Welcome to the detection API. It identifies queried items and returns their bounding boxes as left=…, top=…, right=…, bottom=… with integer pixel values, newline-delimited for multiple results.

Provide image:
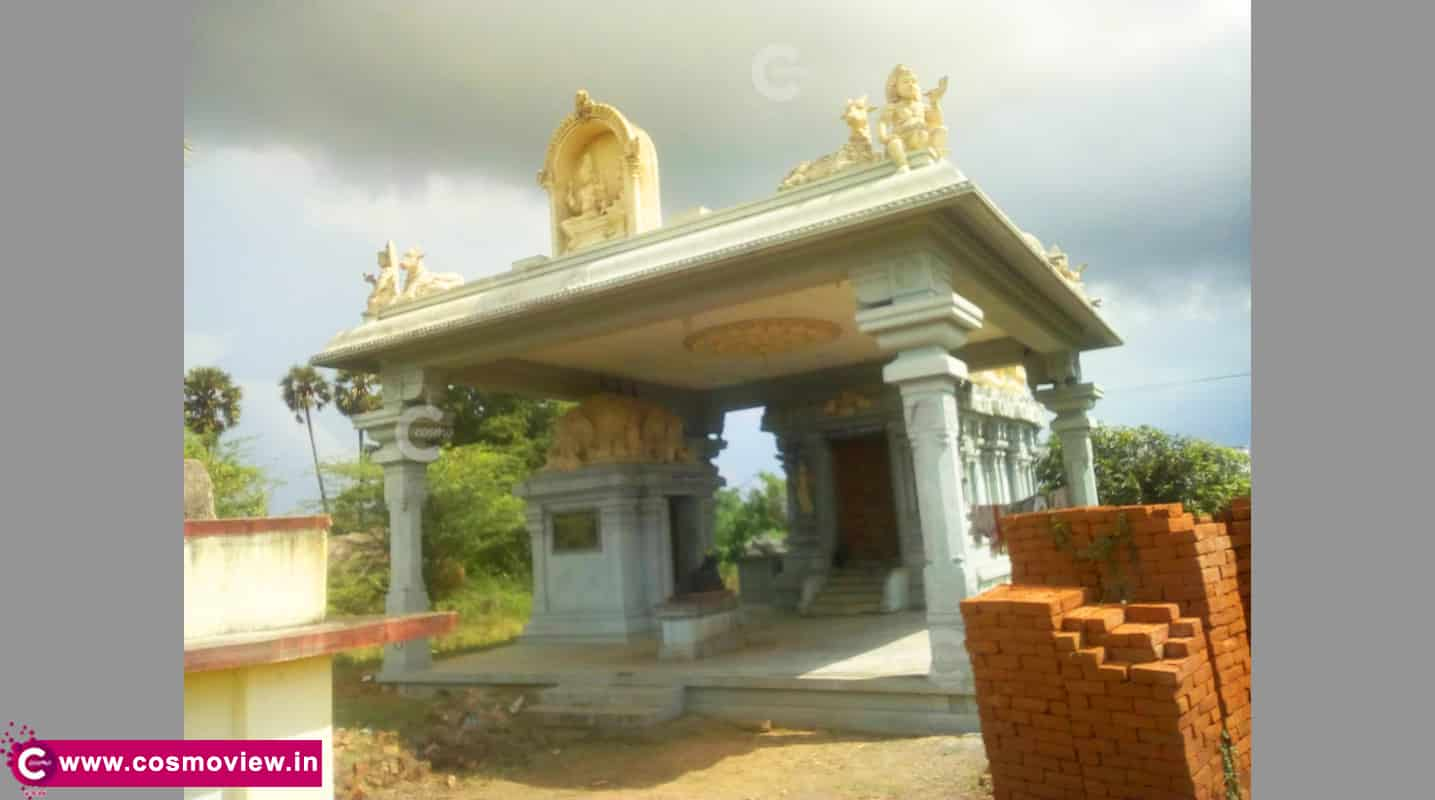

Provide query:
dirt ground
left=333, top=676, right=994, bottom=800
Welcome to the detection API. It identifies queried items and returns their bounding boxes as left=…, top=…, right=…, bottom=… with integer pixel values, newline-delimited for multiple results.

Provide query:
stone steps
left=801, top=568, right=895, bottom=617
left=524, top=684, right=685, bottom=729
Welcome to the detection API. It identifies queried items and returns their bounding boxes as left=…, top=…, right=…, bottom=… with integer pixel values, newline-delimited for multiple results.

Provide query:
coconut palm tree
left=280, top=365, right=333, bottom=513
left=334, top=370, right=382, bottom=456
left=183, top=366, right=243, bottom=442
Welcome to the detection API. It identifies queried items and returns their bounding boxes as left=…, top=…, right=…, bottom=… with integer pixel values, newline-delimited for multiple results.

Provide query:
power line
left=1112, top=372, right=1250, bottom=393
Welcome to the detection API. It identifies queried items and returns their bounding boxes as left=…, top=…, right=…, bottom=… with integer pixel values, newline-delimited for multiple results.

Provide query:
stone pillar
left=525, top=505, right=549, bottom=616
left=775, top=434, right=823, bottom=597
left=681, top=407, right=726, bottom=560
left=1026, top=427, right=1041, bottom=496
left=807, top=432, right=838, bottom=568
left=961, top=417, right=987, bottom=507
left=1034, top=382, right=1103, bottom=507
left=1005, top=422, right=1027, bottom=501
left=978, top=420, right=1002, bottom=505
left=354, top=367, right=450, bottom=678
left=986, top=419, right=1012, bottom=505
left=856, top=290, right=983, bottom=689
left=887, top=424, right=925, bottom=582
left=639, top=494, right=674, bottom=606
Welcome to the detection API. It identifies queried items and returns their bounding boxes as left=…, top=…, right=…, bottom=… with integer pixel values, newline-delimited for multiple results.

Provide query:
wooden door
left=830, top=434, right=901, bottom=564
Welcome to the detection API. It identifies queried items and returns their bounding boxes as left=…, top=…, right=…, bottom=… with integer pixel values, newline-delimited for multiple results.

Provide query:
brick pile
left=963, top=586, right=1226, bottom=798
left=1218, top=497, right=1252, bottom=639
left=967, top=503, right=1252, bottom=798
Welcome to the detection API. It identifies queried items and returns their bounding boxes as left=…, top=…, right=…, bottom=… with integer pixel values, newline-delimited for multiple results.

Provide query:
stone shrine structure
left=312, top=67, right=1121, bottom=692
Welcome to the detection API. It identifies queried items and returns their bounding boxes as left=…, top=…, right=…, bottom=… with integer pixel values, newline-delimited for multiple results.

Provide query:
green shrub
left=183, top=426, right=274, bottom=518
left=1037, top=424, right=1250, bottom=516
left=714, top=472, right=788, bottom=564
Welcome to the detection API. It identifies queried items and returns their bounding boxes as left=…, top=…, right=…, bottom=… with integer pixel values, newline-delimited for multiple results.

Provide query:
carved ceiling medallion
left=682, top=317, right=842, bottom=357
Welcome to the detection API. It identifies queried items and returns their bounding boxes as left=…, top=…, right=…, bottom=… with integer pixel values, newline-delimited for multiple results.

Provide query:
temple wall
left=183, top=657, right=334, bottom=800
left=761, top=375, right=1043, bottom=609
left=183, top=518, right=329, bottom=639
left=516, top=463, right=724, bottom=641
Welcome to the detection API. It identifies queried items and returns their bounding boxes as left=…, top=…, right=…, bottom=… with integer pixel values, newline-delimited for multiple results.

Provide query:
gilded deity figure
left=362, top=241, right=402, bottom=316
left=878, top=64, right=949, bottom=171
left=566, top=151, right=612, bottom=220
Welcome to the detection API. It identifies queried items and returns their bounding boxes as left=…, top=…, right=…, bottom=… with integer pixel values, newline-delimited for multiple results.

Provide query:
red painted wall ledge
left=184, top=611, right=458, bottom=673
left=183, top=515, right=333, bottom=538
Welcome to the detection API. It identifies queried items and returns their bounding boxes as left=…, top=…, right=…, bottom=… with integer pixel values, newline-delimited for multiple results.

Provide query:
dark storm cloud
left=185, top=0, right=1249, bottom=293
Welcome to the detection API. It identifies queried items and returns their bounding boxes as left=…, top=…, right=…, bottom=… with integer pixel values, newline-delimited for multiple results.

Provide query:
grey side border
left=1256, top=1, right=1434, bottom=797
left=0, top=0, right=180, bottom=795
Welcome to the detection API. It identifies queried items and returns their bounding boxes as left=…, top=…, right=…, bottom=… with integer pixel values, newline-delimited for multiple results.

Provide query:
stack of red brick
left=1217, top=497, right=1252, bottom=639
left=964, top=586, right=1224, bottom=798
left=964, top=502, right=1252, bottom=799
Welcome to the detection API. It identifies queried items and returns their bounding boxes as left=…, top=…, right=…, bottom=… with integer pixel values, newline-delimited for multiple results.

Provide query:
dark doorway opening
left=830, top=433, right=901, bottom=567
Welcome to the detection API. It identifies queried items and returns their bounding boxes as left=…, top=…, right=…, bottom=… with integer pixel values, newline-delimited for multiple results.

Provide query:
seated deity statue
left=560, top=151, right=627, bottom=251
left=566, top=151, right=612, bottom=219
left=362, top=241, right=402, bottom=316
left=878, top=64, right=949, bottom=172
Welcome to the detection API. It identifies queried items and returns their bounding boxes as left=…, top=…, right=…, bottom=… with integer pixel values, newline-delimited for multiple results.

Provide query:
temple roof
left=312, top=155, right=1120, bottom=409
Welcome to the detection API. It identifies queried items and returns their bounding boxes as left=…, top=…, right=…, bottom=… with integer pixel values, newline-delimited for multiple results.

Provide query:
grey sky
left=184, top=1, right=1250, bottom=513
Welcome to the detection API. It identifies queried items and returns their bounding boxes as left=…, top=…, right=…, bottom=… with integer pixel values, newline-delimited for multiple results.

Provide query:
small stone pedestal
left=654, top=590, right=743, bottom=660
left=516, top=462, right=724, bottom=642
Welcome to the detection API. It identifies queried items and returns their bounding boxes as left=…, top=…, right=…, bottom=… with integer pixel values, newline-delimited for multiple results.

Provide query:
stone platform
left=380, top=610, right=978, bottom=735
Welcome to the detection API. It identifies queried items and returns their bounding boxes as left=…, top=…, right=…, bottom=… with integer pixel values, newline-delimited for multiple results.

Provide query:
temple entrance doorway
left=830, top=433, right=901, bottom=567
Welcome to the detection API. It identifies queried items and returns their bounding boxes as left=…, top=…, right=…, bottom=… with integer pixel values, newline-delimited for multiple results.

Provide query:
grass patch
left=329, top=568, right=532, bottom=668
left=330, top=572, right=532, bottom=734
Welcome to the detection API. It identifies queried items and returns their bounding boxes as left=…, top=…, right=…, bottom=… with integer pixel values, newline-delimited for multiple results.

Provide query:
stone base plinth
left=655, top=590, right=743, bottom=660
left=516, top=462, right=724, bottom=643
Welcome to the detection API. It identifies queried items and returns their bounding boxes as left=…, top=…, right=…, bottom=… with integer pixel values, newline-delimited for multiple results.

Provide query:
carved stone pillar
left=354, top=366, right=450, bottom=678
left=1005, top=421, right=1027, bottom=501
left=525, top=505, right=548, bottom=616
left=984, top=419, right=1011, bottom=505
left=775, top=434, right=823, bottom=599
left=806, top=432, right=838, bottom=569
left=886, top=424, right=925, bottom=583
left=856, top=289, right=983, bottom=690
left=1027, top=427, right=1041, bottom=496
left=1035, top=383, right=1103, bottom=507
left=961, top=415, right=986, bottom=507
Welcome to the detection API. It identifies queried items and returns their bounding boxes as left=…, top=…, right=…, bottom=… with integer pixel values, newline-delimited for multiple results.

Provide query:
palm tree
left=183, top=367, right=243, bottom=442
left=334, top=370, right=382, bottom=456
left=280, top=365, right=333, bottom=514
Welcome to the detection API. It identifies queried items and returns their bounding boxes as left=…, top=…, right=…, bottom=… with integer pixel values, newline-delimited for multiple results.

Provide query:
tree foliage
left=323, top=442, right=532, bottom=601
left=183, top=366, right=243, bottom=441
left=183, top=426, right=273, bottom=518
left=714, top=472, right=789, bottom=564
left=333, top=370, right=382, bottom=456
left=1036, top=424, right=1251, bottom=516
left=440, top=387, right=568, bottom=470
left=279, top=365, right=333, bottom=513
left=424, top=444, right=532, bottom=583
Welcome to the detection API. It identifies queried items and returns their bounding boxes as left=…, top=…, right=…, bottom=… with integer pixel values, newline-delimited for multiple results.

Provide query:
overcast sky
left=184, top=1, right=1250, bottom=512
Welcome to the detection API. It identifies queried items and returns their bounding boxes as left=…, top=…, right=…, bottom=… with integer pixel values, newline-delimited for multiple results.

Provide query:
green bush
left=183, top=426, right=274, bottom=518
left=714, top=471, right=788, bottom=564
left=1036, top=424, right=1251, bottom=516
left=423, top=443, right=531, bottom=583
left=322, top=441, right=532, bottom=603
